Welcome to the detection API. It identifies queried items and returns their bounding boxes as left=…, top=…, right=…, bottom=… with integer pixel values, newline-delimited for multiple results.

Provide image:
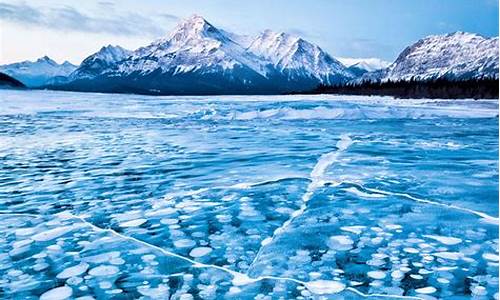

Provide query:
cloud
left=0, top=2, right=178, bottom=37
left=286, top=28, right=318, bottom=39
left=158, top=13, right=180, bottom=22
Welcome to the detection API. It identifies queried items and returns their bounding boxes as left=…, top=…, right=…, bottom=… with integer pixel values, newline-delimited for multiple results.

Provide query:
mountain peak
left=248, top=30, right=350, bottom=83
left=36, top=56, right=56, bottom=65
left=90, top=45, right=131, bottom=62
left=167, top=14, right=224, bottom=43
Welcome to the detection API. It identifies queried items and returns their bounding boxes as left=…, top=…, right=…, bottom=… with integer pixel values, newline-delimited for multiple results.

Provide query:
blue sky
left=0, top=0, right=498, bottom=64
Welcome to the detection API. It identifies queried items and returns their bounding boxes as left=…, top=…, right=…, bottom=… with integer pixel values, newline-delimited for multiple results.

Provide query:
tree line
left=301, top=78, right=499, bottom=99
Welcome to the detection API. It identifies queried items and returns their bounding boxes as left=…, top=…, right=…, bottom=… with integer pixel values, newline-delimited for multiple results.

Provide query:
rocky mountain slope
left=359, top=32, right=499, bottom=82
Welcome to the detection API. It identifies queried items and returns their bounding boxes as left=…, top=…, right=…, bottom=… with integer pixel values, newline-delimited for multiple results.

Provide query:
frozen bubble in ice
left=437, top=278, right=450, bottom=284
left=436, top=266, right=457, bottom=271
left=160, top=218, right=178, bottom=225
left=66, top=277, right=83, bottom=285
left=228, top=287, right=241, bottom=294
left=385, top=224, right=402, bottom=230
left=32, top=226, right=74, bottom=242
left=13, top=239, right=33, bottom=248
left=432, top=252, right=462, bottom=261
left=340, top=226, right=365, bottom=235
left=84, top=252, right=120, bottom=263
left=418, top=243, right=433, bottom=249
left=179, top=294, right=194, bottom=300
left=48, top=245, right=62, bottom=252
left=403, top=247, right=419, bottom=254
left=57, top=263, right=89, bottom=279
left=110, top=257, right=125, bottom=265
left=422, top=255, right=434, bottom=262
left=327, top=235, right=354, bottom=251
left=367, top=271, right=386, bottom=280
left=33, top=262, right=49, bottom=271
left=410, top=274, right=423, bottom=280
left=145, top=208, right=177, bottom=217
left=415, top=286, right=437, bottom=294
left=191, top=232, right=205, bottom=238
left=407, top=238, right=425, bottom=244
left=309, top=272, right=322, bottom=280
left=40, top=286, right=73, bottom=300
left=367, top=259, right=386, bottom=267
left=391, top=270, right=404, bottom=280
left=423, top=235, right=462, bottom=246
left=304, top=280, right=345, bottom=294
left=99, top=281, right=112, bottom=289
left=7, top=269, right=22, bottom=276
left=482, top=253, right=499, bottom=261
left=119, top=219, right=147, bottom=227
left=174, top=239, right=196, bottom=248
left=372, top=253, right=388, bottom=260
left=88, top=265, right=119, bottom=276
left=15, top=227, right=36, bottom=237
left=471, top=285, right=488, bottom=296
left=369, top=280, right=384, bottom=287
left=189, top=247, right=212, bottom=258
left=141, top=254, right=156, bottom=262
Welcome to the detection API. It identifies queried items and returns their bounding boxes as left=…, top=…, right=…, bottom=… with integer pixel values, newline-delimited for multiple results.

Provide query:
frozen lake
left=0, top=90, right=498, bottom=299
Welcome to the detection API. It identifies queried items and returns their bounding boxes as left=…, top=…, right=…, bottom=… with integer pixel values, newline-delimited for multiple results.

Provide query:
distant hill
left=0, top=72, right=26, bottom=89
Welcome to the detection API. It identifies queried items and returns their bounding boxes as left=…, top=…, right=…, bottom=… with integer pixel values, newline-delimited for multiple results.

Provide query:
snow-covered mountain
left=115, top=15, right=268, bottom=77
left=337, top=57, right=391, bottom=72
left=359, top=32, right=499, bottom=82
left=247, top=30, right=352, bottom=84
left=48, top=18, right=498, bottom=95
left=54, top=15, right=352, bottom=94
left=0, top=56, right=77, bottom=87
left=69, top=45, right=132, bottom=80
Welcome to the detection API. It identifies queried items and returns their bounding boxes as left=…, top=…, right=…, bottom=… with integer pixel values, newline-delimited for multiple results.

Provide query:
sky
left=0, top=0, right=498, bottom=65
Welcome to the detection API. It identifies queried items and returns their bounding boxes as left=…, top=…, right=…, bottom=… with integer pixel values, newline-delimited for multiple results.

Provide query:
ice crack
left=249, top=134, right=353, bottom=268
left=342, top=183, right=499, bottom=225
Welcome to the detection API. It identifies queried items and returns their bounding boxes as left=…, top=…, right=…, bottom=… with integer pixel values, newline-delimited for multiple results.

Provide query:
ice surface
left=0, top=90, right=497, bottom=299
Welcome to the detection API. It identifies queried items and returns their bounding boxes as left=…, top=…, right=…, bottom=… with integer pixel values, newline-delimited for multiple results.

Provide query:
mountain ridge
left=35, top=16, right=499, bottom=95
left=358, top=31, right=499, bottom=83
left=56, top=15, right=354, bottom=94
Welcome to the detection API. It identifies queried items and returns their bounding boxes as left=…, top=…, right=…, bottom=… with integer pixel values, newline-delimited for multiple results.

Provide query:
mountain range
left=0, top=56, right=77, bottom=87
left=1, top=15, right=498, bottom=94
